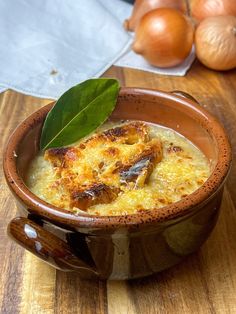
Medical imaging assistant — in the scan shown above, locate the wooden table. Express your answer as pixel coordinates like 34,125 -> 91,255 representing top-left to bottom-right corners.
0,61 -> 236,314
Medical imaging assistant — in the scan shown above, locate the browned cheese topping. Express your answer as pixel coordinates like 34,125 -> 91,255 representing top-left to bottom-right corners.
44,122 -> 163,211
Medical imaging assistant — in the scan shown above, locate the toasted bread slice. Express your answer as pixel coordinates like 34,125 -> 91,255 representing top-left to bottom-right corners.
44,122 -> 163,211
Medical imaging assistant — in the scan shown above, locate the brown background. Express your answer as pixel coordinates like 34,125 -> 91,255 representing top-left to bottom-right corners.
0,59 -> 236,313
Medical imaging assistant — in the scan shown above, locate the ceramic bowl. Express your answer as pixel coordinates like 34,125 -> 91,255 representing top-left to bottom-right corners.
3,88 -> 231,280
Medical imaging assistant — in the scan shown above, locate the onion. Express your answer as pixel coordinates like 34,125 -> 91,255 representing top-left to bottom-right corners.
124,0 -> 187,31
132,8 -> 194,68
191,0 -> 236,23
195,15 -> 236,71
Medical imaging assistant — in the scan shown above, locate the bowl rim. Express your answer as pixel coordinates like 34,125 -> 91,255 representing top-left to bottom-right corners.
3,87 -> 232,229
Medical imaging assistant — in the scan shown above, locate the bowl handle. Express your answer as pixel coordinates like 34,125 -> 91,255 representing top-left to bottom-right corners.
8,217 -> 98,275
170,90 -> 199,104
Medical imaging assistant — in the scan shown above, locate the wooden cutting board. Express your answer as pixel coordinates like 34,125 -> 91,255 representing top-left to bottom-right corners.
0,62 -> 236,314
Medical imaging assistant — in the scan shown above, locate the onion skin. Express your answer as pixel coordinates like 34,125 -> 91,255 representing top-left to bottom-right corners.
132,8 -> 194,68
124,0 -> 187,31
195,15 -> 236,71
191,0 -> 236,23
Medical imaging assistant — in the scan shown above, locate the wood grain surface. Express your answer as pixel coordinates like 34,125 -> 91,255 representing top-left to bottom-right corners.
0,61 -> 236,314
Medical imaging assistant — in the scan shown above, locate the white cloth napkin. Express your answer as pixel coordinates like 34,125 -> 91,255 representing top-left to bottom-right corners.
0,86 -> 6,93
0,0 -> 195,99
0,0 -> 132,99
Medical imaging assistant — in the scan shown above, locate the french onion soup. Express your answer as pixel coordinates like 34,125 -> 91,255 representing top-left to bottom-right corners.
27,121 -> 210,216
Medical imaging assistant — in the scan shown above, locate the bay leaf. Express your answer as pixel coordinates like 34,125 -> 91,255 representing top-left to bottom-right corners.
40,78 -> 120,150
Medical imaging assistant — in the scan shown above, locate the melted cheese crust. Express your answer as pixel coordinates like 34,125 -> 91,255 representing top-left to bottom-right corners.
27,121 -> 210,216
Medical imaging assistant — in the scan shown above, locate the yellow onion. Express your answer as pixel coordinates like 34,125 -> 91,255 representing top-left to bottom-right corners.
195,15 -> 236,71
124,0 -> 187,31
132,8 -> 194,68
191,0 -> 236,23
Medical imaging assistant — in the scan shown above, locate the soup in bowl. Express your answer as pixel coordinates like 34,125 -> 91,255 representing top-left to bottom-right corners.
27,120 -> 210,216
3,88 -> 231,280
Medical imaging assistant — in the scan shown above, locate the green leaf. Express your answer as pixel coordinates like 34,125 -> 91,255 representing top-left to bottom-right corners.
40,78 -> 120,150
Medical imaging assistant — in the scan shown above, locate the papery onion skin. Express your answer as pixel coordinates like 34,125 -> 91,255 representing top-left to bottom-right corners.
124,0 -> 187,31
132,8 -> 194,68
195,15 -> 236,71
191,0 -> 236,23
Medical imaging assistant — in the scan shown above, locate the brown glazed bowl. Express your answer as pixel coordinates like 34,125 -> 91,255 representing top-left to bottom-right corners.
3,88 -> 231,280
